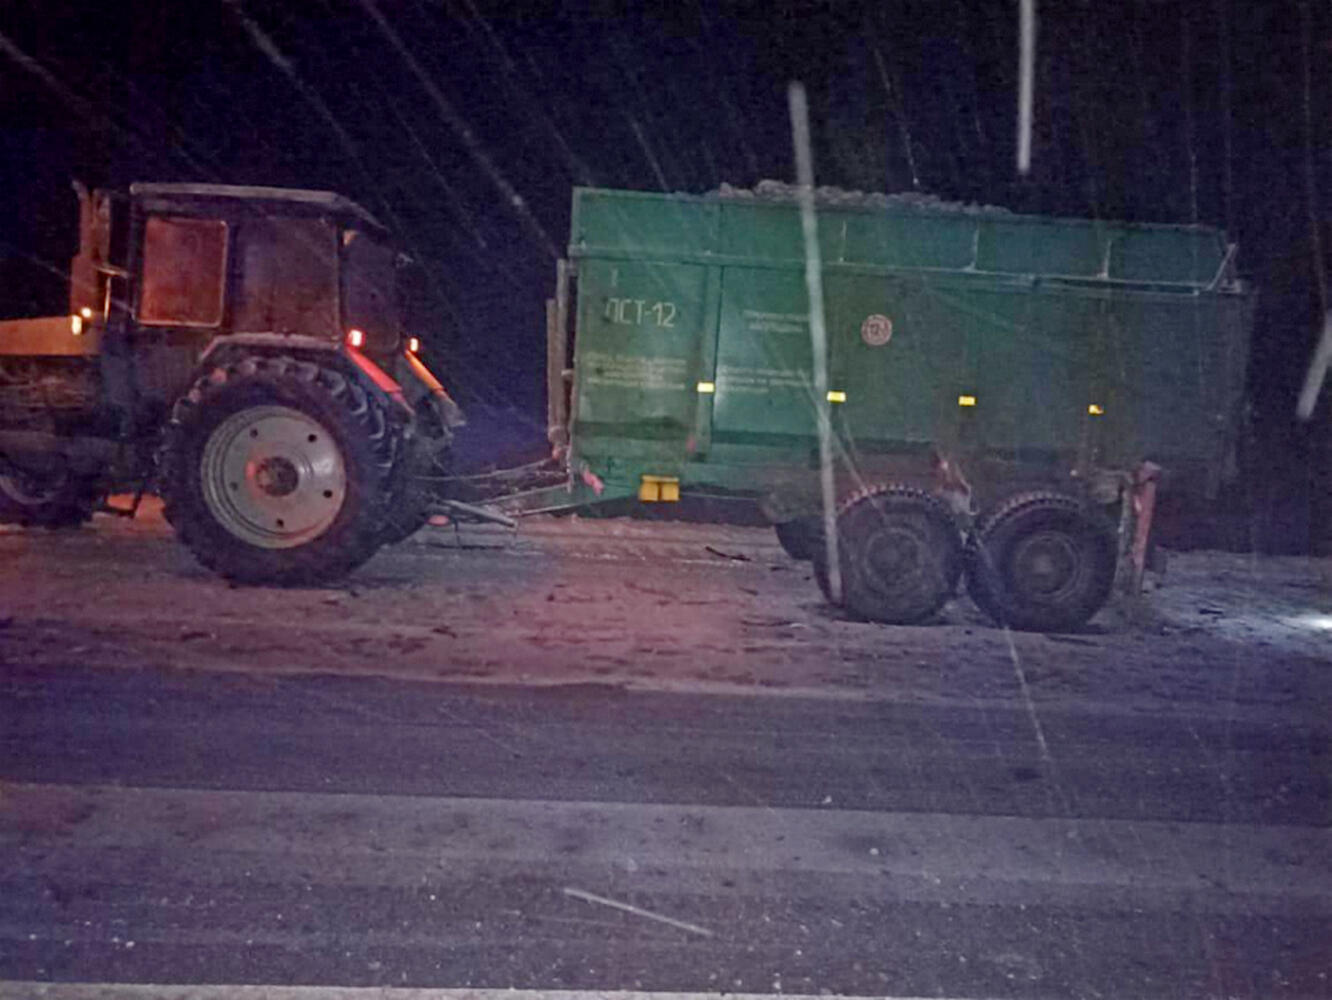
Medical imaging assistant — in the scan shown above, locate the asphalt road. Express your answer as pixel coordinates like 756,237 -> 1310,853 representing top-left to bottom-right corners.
1,512 -> 1330,999
2,663 -> 1328,999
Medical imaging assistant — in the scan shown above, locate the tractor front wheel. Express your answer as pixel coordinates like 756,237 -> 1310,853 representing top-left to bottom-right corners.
0,461 -> 102,529
161,355 -> 397,585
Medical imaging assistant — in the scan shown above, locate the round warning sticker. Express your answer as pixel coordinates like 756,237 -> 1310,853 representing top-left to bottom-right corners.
861,314 -> 893,346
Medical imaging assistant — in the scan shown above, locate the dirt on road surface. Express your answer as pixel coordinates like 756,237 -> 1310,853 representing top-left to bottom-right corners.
1,499 -> 1329,723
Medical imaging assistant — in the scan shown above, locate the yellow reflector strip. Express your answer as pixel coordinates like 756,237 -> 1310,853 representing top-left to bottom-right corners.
639,475 -> 680,503
958,394 -> 977,407
1088,403 -> 1105,416
696,381 -> 716,394
826,390 -> 847,403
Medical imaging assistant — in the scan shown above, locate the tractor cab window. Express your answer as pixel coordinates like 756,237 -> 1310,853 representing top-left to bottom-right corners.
342,230 -> 399,352
136,216 -> 228,327
232,216 -> 340,337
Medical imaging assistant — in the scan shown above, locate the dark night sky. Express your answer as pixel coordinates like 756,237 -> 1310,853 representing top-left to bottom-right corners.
1,0 -> 1330,535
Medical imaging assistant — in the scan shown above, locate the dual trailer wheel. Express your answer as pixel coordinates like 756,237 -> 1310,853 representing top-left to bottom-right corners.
787,485 -> 1117,632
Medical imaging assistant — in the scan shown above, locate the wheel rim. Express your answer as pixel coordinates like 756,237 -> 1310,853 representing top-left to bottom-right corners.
200,405 -> 347,549
1009,529 -> 1087,604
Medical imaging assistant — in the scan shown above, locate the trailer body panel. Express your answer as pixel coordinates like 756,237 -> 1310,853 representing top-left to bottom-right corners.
560,187 -> 1253,510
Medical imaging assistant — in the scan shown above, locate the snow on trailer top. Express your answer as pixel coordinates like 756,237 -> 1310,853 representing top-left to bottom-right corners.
713,178 -> 1012,216
128,183 -> 386,233
574,185 -> 1244,292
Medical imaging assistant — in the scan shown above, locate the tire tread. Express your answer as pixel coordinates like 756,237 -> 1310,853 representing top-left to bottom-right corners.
966,490 -> 1116,632
159,354 -> 400,585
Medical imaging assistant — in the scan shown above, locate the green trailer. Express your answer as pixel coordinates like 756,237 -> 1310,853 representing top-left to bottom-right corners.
494,186 -> 1253,631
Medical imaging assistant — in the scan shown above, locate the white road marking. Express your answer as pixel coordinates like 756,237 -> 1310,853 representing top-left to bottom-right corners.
562,887 -> 714,938
2,782 -> 1327,908
0,985 -> 989,1000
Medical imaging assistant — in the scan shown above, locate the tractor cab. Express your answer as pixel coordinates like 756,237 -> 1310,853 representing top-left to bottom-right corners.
70,184 -> 413,417
2,181 -> 460,583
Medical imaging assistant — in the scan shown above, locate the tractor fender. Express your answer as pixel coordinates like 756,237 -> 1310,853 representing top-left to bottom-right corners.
194,334 -> 413,423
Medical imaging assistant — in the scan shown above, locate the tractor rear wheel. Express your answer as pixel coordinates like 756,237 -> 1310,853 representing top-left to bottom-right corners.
966,492 -> 1116,632
822,485 -> 963,624
0,462 -> 102,528
160,355 -> 397,585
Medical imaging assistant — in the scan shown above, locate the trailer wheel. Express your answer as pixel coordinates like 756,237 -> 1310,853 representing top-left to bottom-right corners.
774,515 -> 821,560
966,492 -> 1116,632
160,355 -> 396,585
0,463 -> 101,528
823,485 -> 963,624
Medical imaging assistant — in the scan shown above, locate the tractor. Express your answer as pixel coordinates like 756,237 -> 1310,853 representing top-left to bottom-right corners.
0,182 -> 464,584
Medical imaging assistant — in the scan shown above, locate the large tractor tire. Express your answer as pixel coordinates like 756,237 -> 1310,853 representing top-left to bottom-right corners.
0,462 -> 102,529
160,355 -> 397,586
817,484 -> 963,624
966,491 -> 1117,633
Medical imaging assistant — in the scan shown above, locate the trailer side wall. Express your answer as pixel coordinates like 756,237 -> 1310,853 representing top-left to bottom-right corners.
564,188 -> 1252,506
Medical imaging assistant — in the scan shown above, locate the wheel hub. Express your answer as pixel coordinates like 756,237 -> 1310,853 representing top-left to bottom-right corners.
253,456 -> 300,498
1012,530 -> 1084,600
200,405 -> 347,549
864,527 -> 926,586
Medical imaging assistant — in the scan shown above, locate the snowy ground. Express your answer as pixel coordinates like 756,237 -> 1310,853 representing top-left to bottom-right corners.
1,499 -> 1328,725
2,503 -> 1329,998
